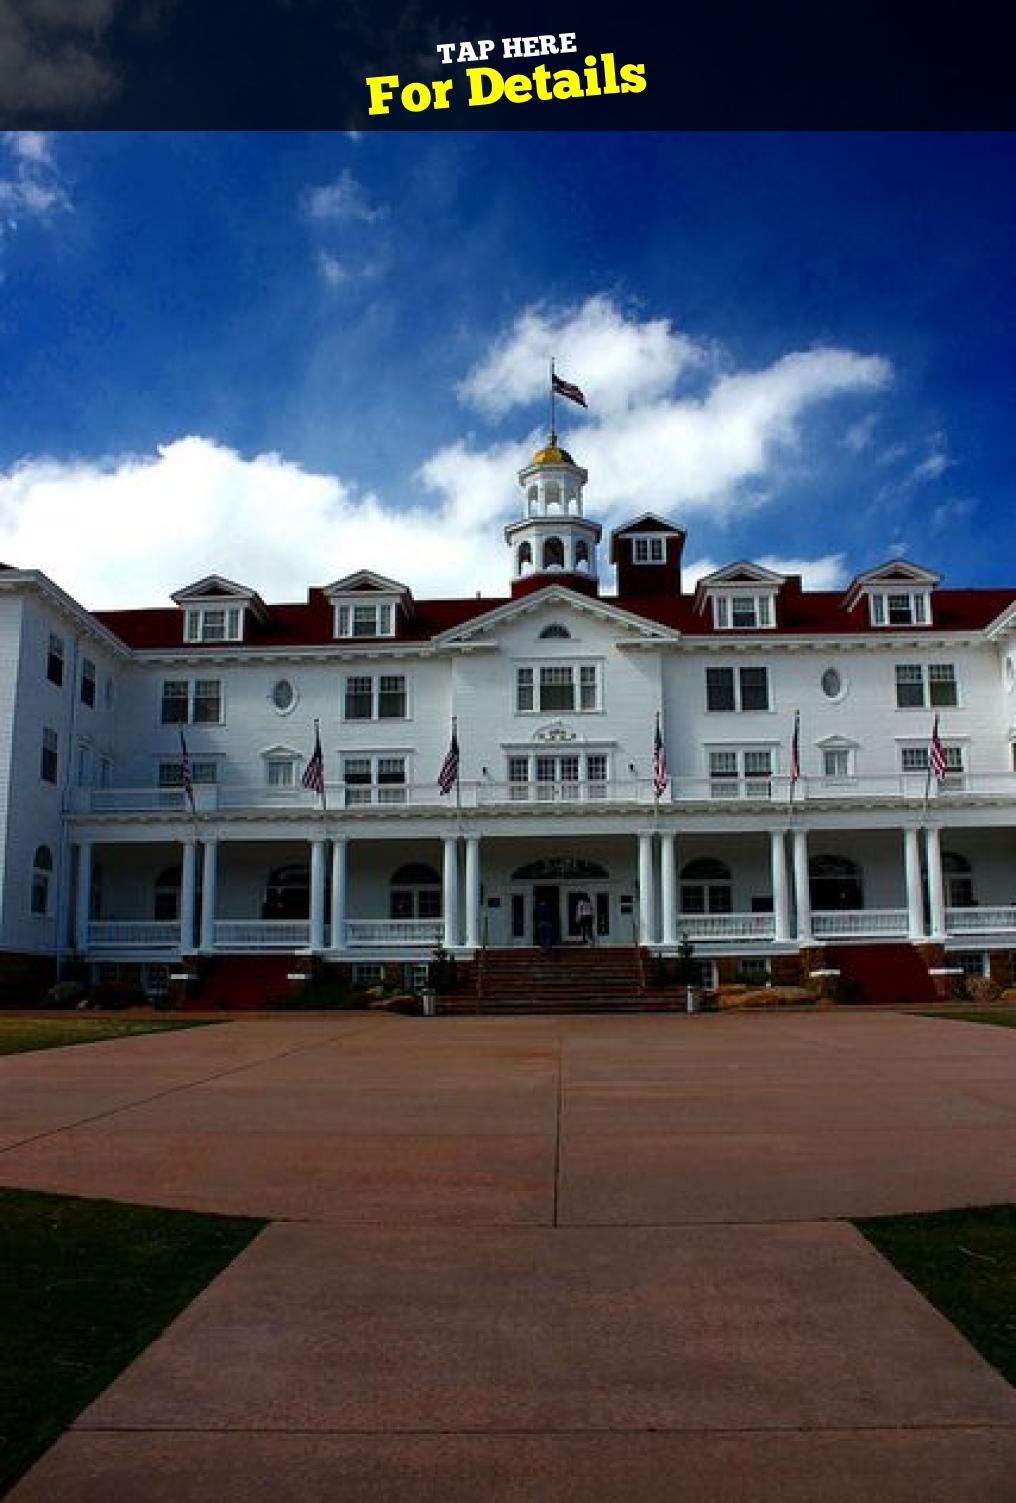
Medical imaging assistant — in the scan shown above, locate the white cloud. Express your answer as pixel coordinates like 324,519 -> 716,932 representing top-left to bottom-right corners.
0,130 -> 70,265
460,295 -> 706,419
315,250 -> 347,286
3,130 -> 52,165
683,555 -> 848,591
303,168 -> 384,224
909,432 -> 950,484
842,412 -> 878,453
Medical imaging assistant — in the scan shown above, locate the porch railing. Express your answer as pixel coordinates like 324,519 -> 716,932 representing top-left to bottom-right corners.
346,919 -> 444,947
946,905 -> 1016,933
676,912 -> 775,940
812,909 -> 909,938
213,921 -> 311,948
88,921 -> 179,948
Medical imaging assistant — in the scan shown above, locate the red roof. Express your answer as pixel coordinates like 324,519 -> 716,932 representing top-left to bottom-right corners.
94,582 -> 1016,650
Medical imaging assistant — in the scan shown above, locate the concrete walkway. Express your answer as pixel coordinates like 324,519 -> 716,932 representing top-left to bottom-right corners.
3,1010 -> 1016,1499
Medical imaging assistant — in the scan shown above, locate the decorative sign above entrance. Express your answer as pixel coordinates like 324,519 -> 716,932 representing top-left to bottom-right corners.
511,857 -> 610,881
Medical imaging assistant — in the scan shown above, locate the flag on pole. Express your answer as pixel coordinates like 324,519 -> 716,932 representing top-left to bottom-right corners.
179,728 -> 195,811
551,371 -> 588,409
438,718 -> 460,795
789,710 -> 801,788
652,713 -> 669,797
302,722 -> 325,800
929,714 -> 947,780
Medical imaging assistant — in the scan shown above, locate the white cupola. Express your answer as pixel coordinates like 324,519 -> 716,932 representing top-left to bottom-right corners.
505,434 -> 602,598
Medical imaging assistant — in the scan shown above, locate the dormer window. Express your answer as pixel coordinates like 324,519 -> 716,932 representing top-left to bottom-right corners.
185,606 -> 243,643
712,593 -> 774,630
632,535 -> 666,564
869,591 -> 930,627
335,601 -> 395,639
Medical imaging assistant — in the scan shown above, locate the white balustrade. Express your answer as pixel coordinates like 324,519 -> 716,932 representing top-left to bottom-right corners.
676,912 -> 775,940
346,919 -> 444,947
88,921 -> 180,948
213,921 -> 311,948
946,906 -> 1016,933
811,909 -> 909,938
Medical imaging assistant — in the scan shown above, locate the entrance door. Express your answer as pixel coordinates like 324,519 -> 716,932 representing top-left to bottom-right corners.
563,888 -> 611,942
533,885 -> 561,944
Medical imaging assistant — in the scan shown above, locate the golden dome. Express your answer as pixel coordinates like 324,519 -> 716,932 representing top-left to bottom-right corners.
530,439 -> 574,466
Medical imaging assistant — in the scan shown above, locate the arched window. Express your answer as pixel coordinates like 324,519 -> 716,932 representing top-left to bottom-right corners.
942,851 -> 975,908
390,862 -> 441,920
263,863 -> 310,920
154,864 -> 182,922
527,485 -> 538,511
809,854 -> 863,911
31,845 -> 53,917
539,623 -> 571,639
543,536 -> 565,570
574,539 -> 591,572
517,541 -> 533,574
680,857 -> 732,915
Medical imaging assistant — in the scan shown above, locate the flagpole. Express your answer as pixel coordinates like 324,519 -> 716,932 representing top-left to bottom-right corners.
549,356 -> 556,442
788,707 -> 796,817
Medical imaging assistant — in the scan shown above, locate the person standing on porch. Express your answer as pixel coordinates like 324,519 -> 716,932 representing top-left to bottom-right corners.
576,893 -> 594,945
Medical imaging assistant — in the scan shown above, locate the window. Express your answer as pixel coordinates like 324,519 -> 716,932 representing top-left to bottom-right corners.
633,535 -> 666,564
334,601 -> 394,638
47,633 -> 64,685
389,862 -> 441,920
869,590 -> 930,627
80,658 -> 96,707
184,606 -> 243,643
901,744 -> 964,783
539,623 -> 571,639
515,662 -> 601,714
823,747 -> 854,779
353,963 -> 384,985
31,845 -> 53,916
706,666 -> 770,712
160,679 -> 223,725
708,748 -> 773,798
712,594 -> 774,630
76,742 -> 91,787
158,759 -> 217,787
507,751 -> 610,801
271,679 -> 297,713
954,951 -> 987,978
342,753 -> 407,806
266,757 -> 296,787
895,663 -> 958,709
821,668 -> 843,699
680,858 -> 732,914
542,536 -> 565,569
154,865 -> 181,922
342,673 -> 407,720
738,956 -> 771,983
41,727 -> 58,784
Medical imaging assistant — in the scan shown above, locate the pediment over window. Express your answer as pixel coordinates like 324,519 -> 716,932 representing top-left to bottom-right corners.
695,561 -> 787,590
322,570 -> 413,602
842,559 -> 941,626
693,561 -> 785,629
171,575 -> 268,643
322,571 -> 414,639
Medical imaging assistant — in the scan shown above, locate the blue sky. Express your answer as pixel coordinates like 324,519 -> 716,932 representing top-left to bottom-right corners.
0,131 -> 1013,607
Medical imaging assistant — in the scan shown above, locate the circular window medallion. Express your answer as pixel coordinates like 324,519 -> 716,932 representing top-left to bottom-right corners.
271,679 -> 297,714
821,668 -> 843,700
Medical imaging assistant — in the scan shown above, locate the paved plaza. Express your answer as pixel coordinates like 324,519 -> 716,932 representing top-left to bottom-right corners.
3,1010 -> 1016,1499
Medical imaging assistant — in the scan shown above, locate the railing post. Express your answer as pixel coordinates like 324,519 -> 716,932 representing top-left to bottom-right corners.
199,839 -> 218,952
903,826 -> 925,940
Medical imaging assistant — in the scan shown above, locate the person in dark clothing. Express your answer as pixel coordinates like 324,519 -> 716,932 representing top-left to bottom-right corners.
535,899 -> 554,954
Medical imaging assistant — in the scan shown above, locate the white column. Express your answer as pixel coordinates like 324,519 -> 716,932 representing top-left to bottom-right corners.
925,825 -> 946,940
792,828 -> 811,945
309,839 -> 326,951
199,839 -> 218,951
660,831 -> 678,947
330,838 -> 347,950
638,832 -> 656,946
74,841 -> 92,952
465,836 -> 481,949
179,839 -> 198,953
903,826 -> 924,941
443,835 -> 460,949
770,829 -> 791,942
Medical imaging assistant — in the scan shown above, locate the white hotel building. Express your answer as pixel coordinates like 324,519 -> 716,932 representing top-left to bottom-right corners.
2,434 -> 1016,1006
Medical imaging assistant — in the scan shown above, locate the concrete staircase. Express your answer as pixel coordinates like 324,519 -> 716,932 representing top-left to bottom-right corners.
443,946 -> 684,1015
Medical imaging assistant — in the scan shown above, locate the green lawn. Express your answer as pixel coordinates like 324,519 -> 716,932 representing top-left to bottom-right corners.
920,1009 -> 1016,1029
0,1187 -> 264,1493
0,1016 -> 222,1056
857,1204 -> 1016,1385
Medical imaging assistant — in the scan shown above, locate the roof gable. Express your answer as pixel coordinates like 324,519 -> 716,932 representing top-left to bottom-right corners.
843,559 -> 942,608
171,575 -> 263,605
322,570 -> 412,598
434,583 -> 679,645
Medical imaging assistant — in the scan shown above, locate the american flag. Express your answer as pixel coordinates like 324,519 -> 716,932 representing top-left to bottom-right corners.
179,728 -> 195,811
789,710 -> 801,788
302,723 -> 325,800
652,713 -> 669,797
551,371 -> 588,409
929,714 -> 948,780
438,719 -> 460,795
